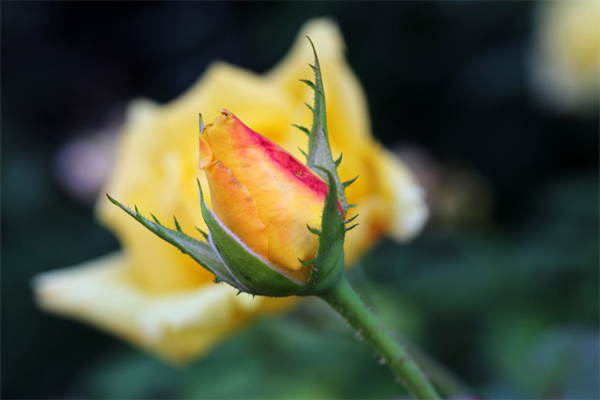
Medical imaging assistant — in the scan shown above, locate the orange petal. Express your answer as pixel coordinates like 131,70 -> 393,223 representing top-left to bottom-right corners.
203,110 -> 328,270
204,161 -> 268,259
267,207 -> 321,272
198,136 -> 213,169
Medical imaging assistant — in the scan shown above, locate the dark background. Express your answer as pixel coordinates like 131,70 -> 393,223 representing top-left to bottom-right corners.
2,2 -> 598,399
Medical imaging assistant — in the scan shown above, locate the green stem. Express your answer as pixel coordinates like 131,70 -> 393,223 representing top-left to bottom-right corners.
320,277 -> 441,400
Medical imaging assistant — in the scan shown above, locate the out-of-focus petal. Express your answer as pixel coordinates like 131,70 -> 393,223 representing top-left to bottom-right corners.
36,17 -> 429,362
33,253 -> 263,363
531,1 -> 599,112
268,19 -> 372,162
374,146 -> 429,240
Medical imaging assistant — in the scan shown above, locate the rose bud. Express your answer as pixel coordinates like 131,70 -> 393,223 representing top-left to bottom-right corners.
198,109 -> 344,296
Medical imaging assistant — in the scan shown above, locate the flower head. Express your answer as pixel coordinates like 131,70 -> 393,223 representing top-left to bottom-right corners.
200,109 -> 338,278
33,19 -> 428,363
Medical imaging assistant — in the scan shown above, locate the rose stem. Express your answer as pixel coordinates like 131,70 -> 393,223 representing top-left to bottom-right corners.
319,277 -> 441,399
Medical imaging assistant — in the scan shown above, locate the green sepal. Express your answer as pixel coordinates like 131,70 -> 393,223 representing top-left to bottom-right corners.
198,113 -> 205,132
304,37 -> 350,215
197,180 -> 307,297
106,194 -> 239,288
298,169 -> 346,295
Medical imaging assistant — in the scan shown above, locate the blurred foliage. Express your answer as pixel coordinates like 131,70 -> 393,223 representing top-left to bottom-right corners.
1,1 -> 598,399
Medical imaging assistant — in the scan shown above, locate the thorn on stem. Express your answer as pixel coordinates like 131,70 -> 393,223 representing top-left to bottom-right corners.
292,124 -> 310,136
345,223 -> 359,231
344,214 -> 359,224
150,213 -> 160,224
343,175 -> 359,188
335,153 -> 343,167
196,228 -> 209,240
306,224 -> 321,235
300,79 -> 316,90
173,216 -> 182,232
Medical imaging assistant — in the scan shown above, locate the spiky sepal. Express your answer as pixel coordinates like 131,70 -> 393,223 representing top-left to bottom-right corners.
302,38 -> 351,215
109,43 -> 353,298
106,194 -> 240,288
298,169 -> 346,295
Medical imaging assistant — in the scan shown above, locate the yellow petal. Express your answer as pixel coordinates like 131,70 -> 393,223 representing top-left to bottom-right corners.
198,136 -> 213,169
533,1 -> 599,111
268,18 -> 372,153
97,100 -> 212,293
32,253 -> 264,364
373,145 -> 429,240
343,196 -> 386,264
38,17 -> 429,364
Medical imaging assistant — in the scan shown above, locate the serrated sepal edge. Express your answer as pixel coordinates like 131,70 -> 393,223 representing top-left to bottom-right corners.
297,169 -> 346,295
106,194 -> 239,288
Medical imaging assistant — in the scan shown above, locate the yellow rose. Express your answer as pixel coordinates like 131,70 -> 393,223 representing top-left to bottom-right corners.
33,18 -> 428,364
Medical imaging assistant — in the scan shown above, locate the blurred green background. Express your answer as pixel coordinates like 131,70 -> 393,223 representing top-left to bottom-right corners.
2,2 -> 598,399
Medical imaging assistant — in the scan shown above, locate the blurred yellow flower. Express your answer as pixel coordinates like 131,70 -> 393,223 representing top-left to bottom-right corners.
531,1 -> 599,112
33,18 -> 428,364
